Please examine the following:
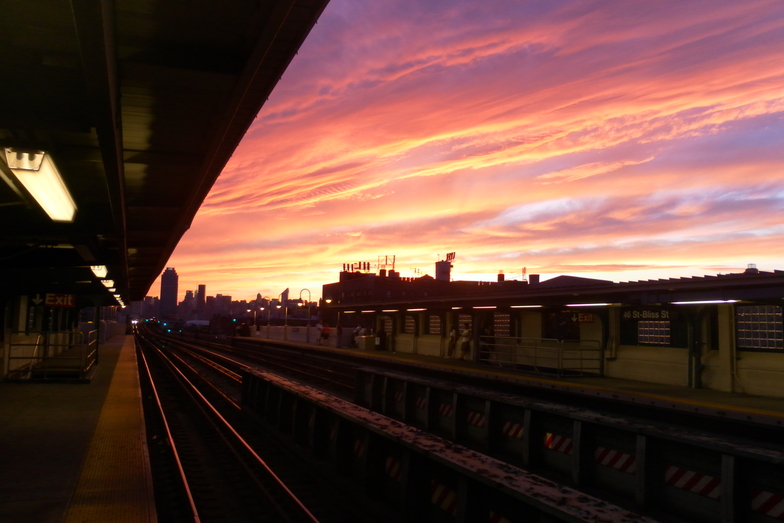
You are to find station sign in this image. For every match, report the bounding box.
[622,309,670,320]
[31,293,76,308]
[576,312,594,323]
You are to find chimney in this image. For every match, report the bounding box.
[529,274,540,284]
[379,269,387,277]
[497,271,505,283]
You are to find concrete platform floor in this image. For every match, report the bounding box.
[0,335,155,523]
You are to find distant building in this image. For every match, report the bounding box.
[322,260,784,398]
[197,284,206,311]
[159,267,179,318]
[141,296,159,318]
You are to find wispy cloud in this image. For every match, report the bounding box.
[158,0,784,300]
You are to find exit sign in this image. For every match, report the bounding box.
[44,293,76,308]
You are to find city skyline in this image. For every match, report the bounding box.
[152,0,784,303]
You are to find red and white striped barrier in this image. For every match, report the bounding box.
[752,489,784,520]
[664,465,721,500]
[439,403,453,417]
[502,421,524,439]
[489,511,512,523]
[385,456,403,482]
[544,432,573,454]
[430,480,458,516]
[394,390,404,403]
[353,438,365,458]
[415,397,427,410]
[467,411,486,428]
[594,446,636,474]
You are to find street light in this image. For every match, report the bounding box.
[277,292,287,341]
[261,296,271,338]
[324,298,337,328]
[299,289,311,344]
[246,308,257,337]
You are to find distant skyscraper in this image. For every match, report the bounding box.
[160,267,179,318]
[197,284,206,310]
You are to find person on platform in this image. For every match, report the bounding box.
[458,322,472,360]
[447,326,457,358]
[322,323,330,345]
[315,321,323,344]
[352,324,362,348]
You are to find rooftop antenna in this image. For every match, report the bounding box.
[378,255,396,271]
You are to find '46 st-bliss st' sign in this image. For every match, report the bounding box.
[623,309,670,320]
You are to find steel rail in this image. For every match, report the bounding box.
[143,335,322,523]
[136,340,202,523]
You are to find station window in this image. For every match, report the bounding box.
[638,320,671,345]
[381,316,393,334]
[493,313,510,337]
[427,315,441,335]
[736,305,784,350]
[458,314,472,331]
[403,315,416,334]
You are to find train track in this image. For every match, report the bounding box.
[153,329,784,523]
[136,331,392,523]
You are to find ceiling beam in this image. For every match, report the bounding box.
[70,0,130,297]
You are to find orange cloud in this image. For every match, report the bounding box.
[155,0,784,302]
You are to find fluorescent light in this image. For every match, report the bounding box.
[407,308,426,312]
[566,303,611,307]
[107,288,116,292]
[474,306,496,309]
[671,300,739,305]
[101,280,114,288]
[361,310,375,313]
[4,148,76,222]
[382,309,399,312]
[90,265,108,278]
[511,305,542,308]
[344,310,356,314]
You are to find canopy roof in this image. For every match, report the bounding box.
[0,0,328,304]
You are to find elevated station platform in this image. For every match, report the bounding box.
[262,337,784,430]
[0,335,156,523]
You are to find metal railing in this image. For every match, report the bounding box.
[6,330,96,380]
[477,335,602,376]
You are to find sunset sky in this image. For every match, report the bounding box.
[155,0,784,302]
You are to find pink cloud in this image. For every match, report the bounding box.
[155,0,784,302]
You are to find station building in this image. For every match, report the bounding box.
[323,262,784,398]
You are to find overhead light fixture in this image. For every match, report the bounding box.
[511,305,542,308]
[3,148,77,222]
[90,265,108,278]
[382,309,399,313]
[566,303,612,307]
[101,280,114,288]
[407,308,426,312]
[671,299,739,305]
[108,288,116,292]
[474,306,496,309]
[361,310,375,313]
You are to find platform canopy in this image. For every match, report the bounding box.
[0,0,328,305]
